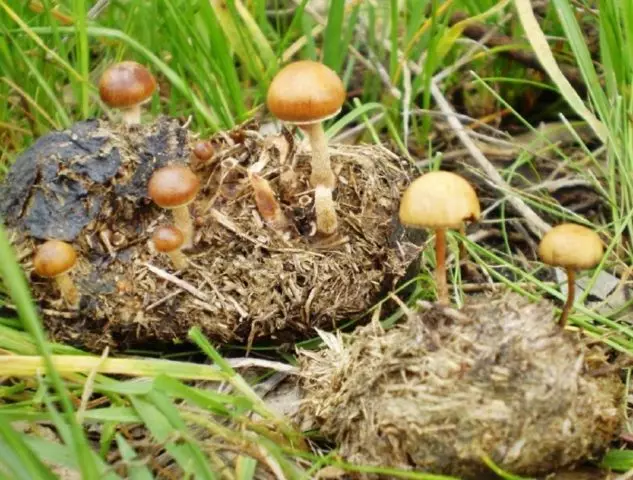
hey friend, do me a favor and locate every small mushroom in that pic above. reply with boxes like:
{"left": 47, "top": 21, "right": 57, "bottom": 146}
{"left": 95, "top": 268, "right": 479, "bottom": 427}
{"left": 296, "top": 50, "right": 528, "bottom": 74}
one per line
{"left": 192, "top": 140, "right": 214, "bottom": 165}
{"left": 99, "top": 61, "right": 157, "bottom": 125}
{"left": 399, "top": 171, "right": 480, "bottom": 305}
{"left": 33, "top": 240, "right": 79, "bottom": 307}
{"left": 152, "top": 225, "right": 188, "bottom": 271}
{"left": 148, "top": 165, "right": 200, "bottom": 249}
{"left": 267, "top": 60, "right": 345, "bottom": 234}
{"left": 249, "top": 173, "right": 287, "bottom": 230}
{"left": 538, "top": 223, "right": 604, "bottom": 327}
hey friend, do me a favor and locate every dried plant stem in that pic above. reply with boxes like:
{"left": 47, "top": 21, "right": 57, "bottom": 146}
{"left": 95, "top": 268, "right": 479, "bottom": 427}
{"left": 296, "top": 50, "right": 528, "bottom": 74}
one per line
{"left": 435, "top": 228, "right": 448, "bottom": 305}
{"left": 300, "top": 122, "right": 336, "bottom": 189}
{"left": 172, "top": 205, "right": 194, "bottom": 248}
{"left": 559, "top": 268, "right": 576, "bottom": 328}
{"left": 55, "top": 274, "right": 78, "bottom": 307}
{"left": 121, "top": 104, "right": 142, "bottom": 125}
{"left": 167, "top": 250, "right": 188, "bottom": 271}
{"left": 314, "top": 185, "right": 337, "bottom": 235}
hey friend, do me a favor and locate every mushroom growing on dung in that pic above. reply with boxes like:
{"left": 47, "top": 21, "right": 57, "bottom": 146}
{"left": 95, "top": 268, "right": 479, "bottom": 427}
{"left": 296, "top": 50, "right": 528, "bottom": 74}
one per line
{"left": 152, "top": 225, "right": 188, "bottom": 271}
{"left": 192, "top": 140, "right": 214, "bottom": 166}
{"left": 538, "top": 223, "right": 604, "bottom": 327}
{"left": 399, "top": 171, "right": 480, "bottom": 305}
{"left": 148, "top": 165, "right": 200, "bottom": 249}
{"left": 267, "top": 60, "right": 346, "bottom": 235}
{"left": 33, "top": 240, "right": 79, "bottom": 307}
{"left": 99, "top": 61, "right": 157, "bottom": 125}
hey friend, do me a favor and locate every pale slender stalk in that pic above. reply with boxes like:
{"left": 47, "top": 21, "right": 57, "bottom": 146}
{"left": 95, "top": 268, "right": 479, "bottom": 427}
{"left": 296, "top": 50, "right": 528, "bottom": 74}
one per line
{"left": 120, "top": 103, "right": 142, "bottom": 125}
{"left": 55, "top": 274, "right": 79, "bottom": 307}
{"left": 435, "top": 228, "right": 448, "bottom": 305}
{"left": 172, "top": 205, "right": 194, "bottom": 248}
{"left": 314, "top": 185, "right": 337, "bottom": 235}
{"left": 167, "top": 250, "right": 188, "bottom": 271}
{"left": 300, "top": 122, "right": 336, "bottom": 189}
{"left": 559, "top": 268, "right": 576, "bottom": 328}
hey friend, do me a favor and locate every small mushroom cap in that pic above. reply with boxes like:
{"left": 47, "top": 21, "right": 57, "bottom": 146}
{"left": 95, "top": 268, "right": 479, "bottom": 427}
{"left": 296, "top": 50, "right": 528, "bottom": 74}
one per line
{"left": 33, "top": 240, "right": 77, "bottom": 278}
{"left": 538, "top": 223, "right": 604, "bottom": 270}
{"left": 399, "top": 171, "right": 481, "bottom": 229}
{"left": 192, "top": 141, "right": 214, "bottom": 161}
{"left": 267, "top": 60, "right": 346, "bottom": 124}
{"left": 152, "top": 225, "right": 185, "bottom": 253}
{"left": 99, "top": 61, "right": 157, "bottom": 108}
{"left": 148, "top": 165, "right": 200, "bottom": 208}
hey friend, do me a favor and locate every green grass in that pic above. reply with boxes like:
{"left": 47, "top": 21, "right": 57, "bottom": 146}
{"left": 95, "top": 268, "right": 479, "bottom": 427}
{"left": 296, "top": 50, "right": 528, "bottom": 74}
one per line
{"left": 0, "top": 0, "right": 632, "bottom": 478}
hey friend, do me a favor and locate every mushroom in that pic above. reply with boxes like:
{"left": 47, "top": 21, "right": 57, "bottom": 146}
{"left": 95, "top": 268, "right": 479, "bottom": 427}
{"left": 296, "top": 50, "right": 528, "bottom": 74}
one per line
{"left": 99, "top": 61, "right": 157, "bottom": 125}
{"left": 538, "top": 223, "right": 604, "bottom": 327}
{"left": 399, "top": 171, "right": 480, "bottom": 305}
{"left": 249, "top": 173, "right": 286, "bottom": 230}
{"left": 192, "top": 140, "right": 214, "bottom": 166}
{"left": 267, "top": 60, "right": 345, "bottom": 234}
{"left": 148, "top": 165, "right": 200, "bottom": 249}
{"left": 33, "top": 240, "right": 79, "bottom": 307}
{"left": 152, "top": 225, "right": 188, "bottom": 271}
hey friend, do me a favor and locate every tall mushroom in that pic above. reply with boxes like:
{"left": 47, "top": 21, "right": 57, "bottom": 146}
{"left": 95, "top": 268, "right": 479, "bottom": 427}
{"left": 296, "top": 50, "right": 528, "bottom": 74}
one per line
{"left": 267, "top": 60, "right": 345, "bottom": 235}
{"left": 148, "top": 165, "right": 200, "bottom": 249}
{"left": 33, "top": 240, "right": 79, "bottom": 307}
{"left": 99, "top": 61, "right": 157, "bottom": 125}
{"left": 399, "top": 171, "right": 480, "bottom": 305}
{"left": 152, "top": 225, "right": 188, "bottom": 271}
{"left": 538, "top": 223, "right": 603, "bottom": 327}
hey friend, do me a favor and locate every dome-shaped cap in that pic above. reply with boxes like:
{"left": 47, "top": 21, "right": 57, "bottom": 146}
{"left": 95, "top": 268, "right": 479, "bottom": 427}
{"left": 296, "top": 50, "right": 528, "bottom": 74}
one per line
{"left": 267, "top": 60, "right": 346, "bottom": 124}
{"left": 192, "top": 141, "right": 214, "bottom": 161}
{"left": 33, "top": 240, "right": 77, "bottom": 278}
{"left": 99, "top": 61, "right": 157, "bottom": 108}
{"left": 152, "top": 225, "right": 184, "bottom": 253}
{"left": 538, "top": 223, "right": 603, "bottom": 269}
{"left": 148, "top": 165, "right": 200, "bottom": 208}
{"left": 399, "top": 171, "right": 480, "bottom": 229}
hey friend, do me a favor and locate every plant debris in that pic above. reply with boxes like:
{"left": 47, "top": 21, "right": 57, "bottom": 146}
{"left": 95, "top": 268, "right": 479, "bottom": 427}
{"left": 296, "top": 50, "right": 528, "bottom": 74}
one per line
{"left": 0, "top": 117, "right": 421, "bottom": 351}
{"left": 297, "top": 292, "right": 624, "bottom": 479}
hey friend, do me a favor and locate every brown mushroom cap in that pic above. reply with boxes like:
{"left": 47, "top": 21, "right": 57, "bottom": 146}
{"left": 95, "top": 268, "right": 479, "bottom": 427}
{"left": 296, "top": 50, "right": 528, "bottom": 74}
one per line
{"left": 538, "top": 223, "right": 604, "bottom": 270}
{"left": 399, "top": 171, "right": 481, "bottom": 229}
{"left": 192, "top": 141, "right": 214, "bottom": 161}
{"left": 148, "top": 165, "right": 200, "bottom": 208}
{"left": 267, "top": 60, "right": 346, "bottom": 124}
{"left": 99, "top": 61, "right": 157, "bottom": 108}
{"left": 33, "top": 240, "right": 77, "bottom": 278}
{"left": 152, "top": 225, "right": 185, "bottom": 253}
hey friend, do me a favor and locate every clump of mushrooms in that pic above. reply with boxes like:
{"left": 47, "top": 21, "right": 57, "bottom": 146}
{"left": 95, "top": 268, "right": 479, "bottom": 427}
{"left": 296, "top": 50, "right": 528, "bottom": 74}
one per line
{"left": 267, "top": 60, "right": 346, "bottom": 235}
{"left": 538, "top": 223, "right": 604, "bottom": 327}
{"left": 399, "top": 171, "right": 480, "bottom": 305}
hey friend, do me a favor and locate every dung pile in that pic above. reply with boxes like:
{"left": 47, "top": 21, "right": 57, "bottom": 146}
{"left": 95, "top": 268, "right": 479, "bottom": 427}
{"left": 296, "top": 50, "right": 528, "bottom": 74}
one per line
{"left": 297, "top": 293, "right": 624, "bottom": 479}
{"left": 0, "top": 117, "right": 421, "bottom": 351}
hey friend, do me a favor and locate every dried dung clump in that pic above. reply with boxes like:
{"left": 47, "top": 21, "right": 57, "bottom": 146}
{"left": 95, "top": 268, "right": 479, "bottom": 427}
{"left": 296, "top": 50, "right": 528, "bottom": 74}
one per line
{"left": 297, "top": 293, "right": 624, "bottom": 479}
{"left": 0, "top": 117, "right": 421, "bottom": 351}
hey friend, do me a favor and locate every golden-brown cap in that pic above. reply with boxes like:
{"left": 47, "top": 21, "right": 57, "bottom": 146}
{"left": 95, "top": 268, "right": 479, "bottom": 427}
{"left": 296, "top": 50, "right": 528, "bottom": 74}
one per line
{"left": 538, "top": 223, "right": 603, "bottom": 269}
{"left": 267, "top": 61, "right": 346, "bottom": 124}
{"left": 399, "top": 171, "right": 480, "bottom": 229}
{"left": 33, "top": 240, "right": 77, "bottom": 278}
{"left": 152, "top": 225, "right": 184, "bottom": 253}
{"left": 99, "top": 61, "right": 157, "bottom": 108}
{"left": 192, "top": 141, "right": 214, "bottom": 161}
{"left": 148, "top": 165, "right": 200, "bottom": 208}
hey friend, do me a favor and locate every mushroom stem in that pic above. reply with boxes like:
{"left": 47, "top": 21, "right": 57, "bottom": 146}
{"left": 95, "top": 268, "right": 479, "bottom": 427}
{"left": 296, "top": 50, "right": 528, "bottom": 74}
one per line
{"left": 435, "top": 228, "right": 449, "bottom": 305}
{"left": 55, "top": 274, "right": 79, "bottom": 307}
{"left": 314, "top": 185, "right": 338, "bottom": 235}
{"left": 300, "top": 122, "right": 336, "bottom": 189}
{"left": 172, "top": 206, "right": 194, "bottom": 248}
{"left": 167, "top": 250, "right": 188, "bottom": 271}
{"left": 559, "top": 268, "right": 576, "bottom": 327}
{"left": 121, "top": 104, "right": 142, "bottom": 125}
